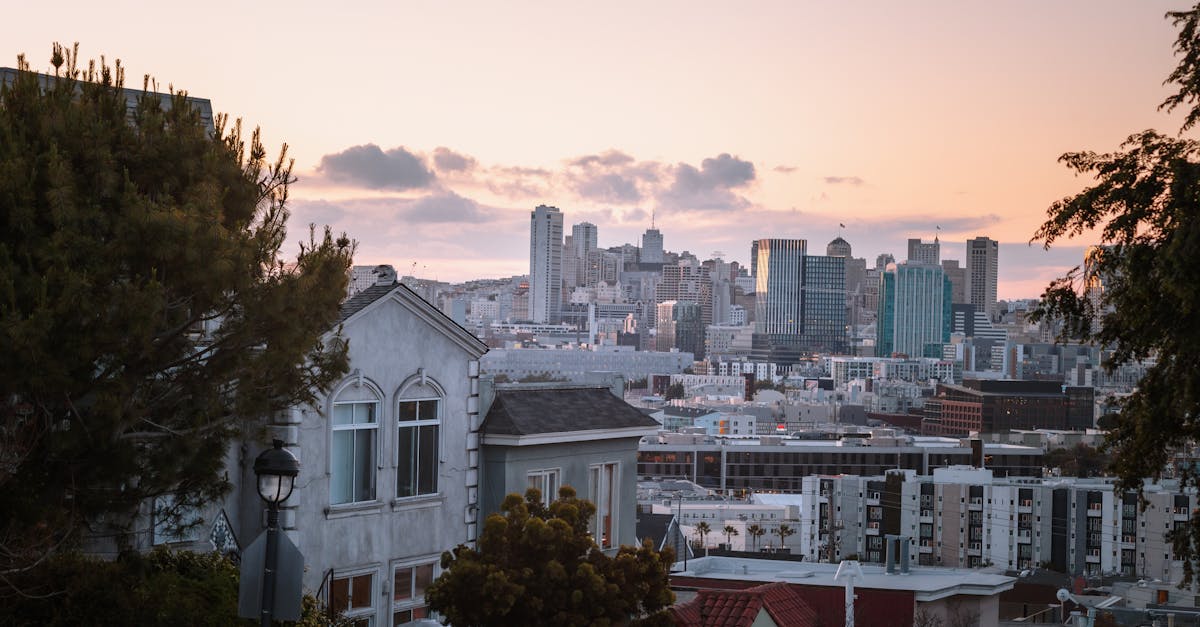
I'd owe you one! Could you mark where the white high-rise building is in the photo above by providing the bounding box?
[965,236,999,320]
[572,222,598,258]
[528,205,563,323]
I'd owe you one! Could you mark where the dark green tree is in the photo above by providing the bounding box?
[1030,5,1200,583]
[0,547,344,626]
[427,487,675,626]
[0,46,352,578]
[664,382,685,400]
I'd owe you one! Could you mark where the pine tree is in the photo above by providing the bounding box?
[0,46,352,578]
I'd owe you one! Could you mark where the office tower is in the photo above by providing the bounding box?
[657,261,712,328]
[907,237,940,265]
[877,261,952,358]
[965,237,999,320]
[941,259,968,304]
[875,253,895,271]
[572,222,598,258]
[641,227,664,265]
[656,300,704,359]
[528,205,563,323]
[826,236,852,258]
[751,239,847,362]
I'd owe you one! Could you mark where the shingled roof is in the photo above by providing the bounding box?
[482,386,660,437]
[338,281,402,324]
[670,582,818,627]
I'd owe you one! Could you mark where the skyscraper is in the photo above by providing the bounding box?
[751,239,847,362]
[572,222,598,258]
[965,236,999,320]
[528,205,563,323]
[641,227,664,265]
[877,261,952,358]
[656,300,704,359]
[907,237,940,265]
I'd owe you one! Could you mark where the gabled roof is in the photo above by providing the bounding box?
[671,582,818,627]
[336,281,487,358]
[481,386,660,444]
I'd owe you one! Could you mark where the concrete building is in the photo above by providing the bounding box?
[641,227,664,266]
[907,237,941,265]
[657,300,705,359]
[480,346,693,383]
[752,238,848,363]
[528,204,563,323]
[966,236,1000,320]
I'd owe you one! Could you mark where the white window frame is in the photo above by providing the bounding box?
[330,567,378,627]
[395,397,441,499]
[589,461,619,549]
[391,559,438,626]
[527,468,562,506]
[331,400,380,506]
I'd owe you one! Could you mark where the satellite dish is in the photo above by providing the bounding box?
[1056,588,1072,603]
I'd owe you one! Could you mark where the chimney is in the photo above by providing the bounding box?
[899,535,911,574]
[970,439,984,468]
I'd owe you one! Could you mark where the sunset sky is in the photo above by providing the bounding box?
[7,1,1192,298]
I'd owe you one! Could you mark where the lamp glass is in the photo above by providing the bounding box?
[257,473,295,505]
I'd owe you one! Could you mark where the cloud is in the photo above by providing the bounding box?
[564,150,663,204]
[657,153,756,211]
[404,191,490,223]
[317,144,435,190]
[432,147,477,173]
[823,176,864,186]
[774,165,797,173]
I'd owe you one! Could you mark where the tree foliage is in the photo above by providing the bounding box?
[426,487,675,626]
[1029,5,1200,582]
[0,46,352,577]
[0,547,342,626]
[1041,444,1113,478]
[664,382,685,400]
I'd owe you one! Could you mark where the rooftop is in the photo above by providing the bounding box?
[673,556,1015,602]
[482,386,661,437]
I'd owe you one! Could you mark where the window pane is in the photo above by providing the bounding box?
[417,425,438,495]
[418,399,439,421]
[331,577,349,612]
[351,573,372,609]
[413,564,433,598]
[393,567,413,602]
[413,606,428,619]
[356,403,376,425]
[331,431,353,505]
[398,401,417,423]
[354,429,376,502]
[333,404,354,426]
[547,472,559,503]
[393,610,412,625]
[397,426,416,497]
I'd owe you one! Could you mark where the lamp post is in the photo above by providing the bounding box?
[254,439,299,627]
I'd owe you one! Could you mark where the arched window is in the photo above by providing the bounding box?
[330,378,380,505]
[396,376,443,498]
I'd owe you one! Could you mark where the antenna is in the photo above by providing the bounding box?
[651,209,656,229]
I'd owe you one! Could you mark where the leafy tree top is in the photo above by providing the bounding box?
[0,45,352,577]
[426,487,675,627]
[1030,4,1200,584]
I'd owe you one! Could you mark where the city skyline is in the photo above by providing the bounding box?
[7,1,1191,298]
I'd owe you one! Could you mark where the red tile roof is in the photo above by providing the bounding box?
[671,582,819,627]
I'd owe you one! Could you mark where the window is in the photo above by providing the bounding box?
[527,469,561,506]
[392,562,435,625]
[332,402,378,505]
[331,572,375,626]
[590,462,618,549]
[397,399,440,498]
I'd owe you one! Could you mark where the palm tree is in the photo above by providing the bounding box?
[722,524,739,549]
[694,521,712,555]
[774,524,796,551]
[747,524,765,551]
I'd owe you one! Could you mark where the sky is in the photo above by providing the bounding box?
[5,1,1193,298]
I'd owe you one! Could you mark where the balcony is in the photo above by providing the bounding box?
[866,521,880,536]
[1017,500,1033,513]
[1121,534,1136,545]
[867,493,881,506]
[1085,552,1101,564]
[1016,530,1032,542]
[968,497,984,511]
[920,510,933,523]
[1174,508,1191,522]
[967,543,982,556]
[1087,506,1103,518]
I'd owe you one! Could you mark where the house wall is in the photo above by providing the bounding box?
[481,437,642,550]
[233,294,483,625]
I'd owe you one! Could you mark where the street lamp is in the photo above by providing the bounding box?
[254,439,300,627]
